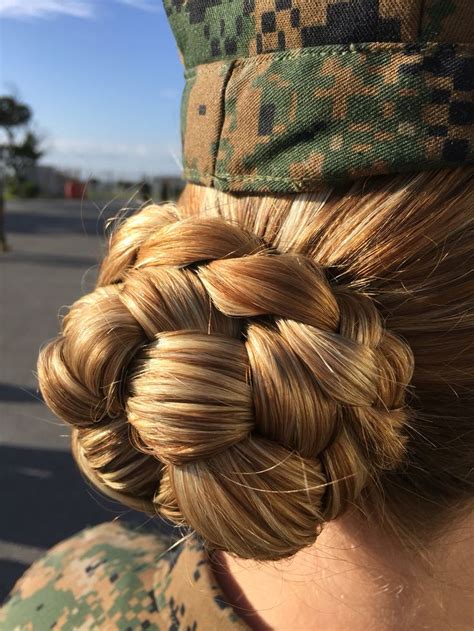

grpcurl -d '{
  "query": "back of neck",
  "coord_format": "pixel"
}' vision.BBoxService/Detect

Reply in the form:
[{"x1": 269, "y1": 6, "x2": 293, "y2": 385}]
[{"x1": 211, "y1": 510, "x2": 474, "y2": 631}]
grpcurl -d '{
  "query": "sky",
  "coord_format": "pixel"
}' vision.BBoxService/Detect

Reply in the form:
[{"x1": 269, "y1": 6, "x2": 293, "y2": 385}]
[{"x1": 0, "y1": 0, "x2": 184, "y2": 179}]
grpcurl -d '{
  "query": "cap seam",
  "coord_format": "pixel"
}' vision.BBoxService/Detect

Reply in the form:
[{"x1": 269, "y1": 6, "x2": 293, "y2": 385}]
[{"x1": 183, "y1": 41, "x2": 469, "y2": 77}]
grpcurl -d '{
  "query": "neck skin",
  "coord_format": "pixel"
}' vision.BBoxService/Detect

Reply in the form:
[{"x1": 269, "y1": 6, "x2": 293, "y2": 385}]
[{"x1": 211, "y1": 510, "x2": 474, "y2": 631}]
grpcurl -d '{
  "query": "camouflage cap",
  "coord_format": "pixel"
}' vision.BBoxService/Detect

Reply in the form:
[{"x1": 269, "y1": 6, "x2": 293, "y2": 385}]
[{"x1": 164, "y1": 1, "x2": 474, "y2": 193}]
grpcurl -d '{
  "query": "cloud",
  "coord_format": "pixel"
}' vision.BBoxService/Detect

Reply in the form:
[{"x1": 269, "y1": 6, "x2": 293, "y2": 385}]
[
  {"x1": 0, "y1": 0, "x2": 161, "y2": 19},
  {"x1": 115, "y1": 0, "x2": 159, "y2": 12},
  {"x1": 52, "y1": 137, "x2": 158, "y2": 157},
  {"x1": 0, "y1": 0, "x2": 94, "y2": 18},
  {"x1": 46, "y1": 136, "x2": 182, "y2": 178}
]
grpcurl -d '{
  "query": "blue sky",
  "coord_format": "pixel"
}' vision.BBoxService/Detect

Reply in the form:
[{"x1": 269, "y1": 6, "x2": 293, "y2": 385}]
[{"x1": 1, "y1": 0, "x2": 184, "y2": 179}]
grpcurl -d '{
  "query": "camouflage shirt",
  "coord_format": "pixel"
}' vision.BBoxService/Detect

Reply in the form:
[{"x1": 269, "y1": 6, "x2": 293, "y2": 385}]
[{"x1": 0, "y1": 522, "x2": 249, "y2": 631}]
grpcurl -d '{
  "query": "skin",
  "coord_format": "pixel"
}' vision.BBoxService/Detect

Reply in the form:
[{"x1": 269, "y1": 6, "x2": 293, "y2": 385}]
[{"x1": 211, "y1": 509, "x2": 474, "y2": 631}]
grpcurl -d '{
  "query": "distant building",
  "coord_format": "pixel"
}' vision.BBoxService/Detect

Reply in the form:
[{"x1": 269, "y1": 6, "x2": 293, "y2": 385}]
[
  {"x1": 25, "y1": 165, "x2": 185, "y2": 201},
  {"x1": 26, "y1": 164, "x2": 69, "y2": 197}
]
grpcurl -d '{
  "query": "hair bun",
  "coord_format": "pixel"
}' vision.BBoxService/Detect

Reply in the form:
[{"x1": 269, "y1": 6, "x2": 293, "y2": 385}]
[
  {"x1": 38, "y1": 204, "x2": 415, "y2": 560},
  {"x1": 127, "y1": 331, "x2": 254, "y2": 466}
]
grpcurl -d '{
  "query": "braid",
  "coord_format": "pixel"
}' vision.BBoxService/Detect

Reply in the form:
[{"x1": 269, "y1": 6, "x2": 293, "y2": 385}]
[{"x1": 38, "y1": 203, "x2": 414, "y2": 560}]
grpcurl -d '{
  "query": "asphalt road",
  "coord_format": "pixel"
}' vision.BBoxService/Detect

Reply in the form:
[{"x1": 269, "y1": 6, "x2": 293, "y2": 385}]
[{"x1": 0, "y1": 197, "x2": 170, "y2": 602}]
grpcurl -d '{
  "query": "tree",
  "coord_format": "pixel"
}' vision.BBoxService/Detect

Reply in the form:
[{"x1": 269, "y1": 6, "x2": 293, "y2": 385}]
[
  {"x1": 6, "y1": 131, "x2": 43, "y2": 184},
  {"x1": 0, "y1": 97, "x2": 31, "y2": 136},
  {"x1": 0, "y1": 96, "x2": 44, "y2": 250},
  {"x1": 1, "y1": 97, "x2": 44, "y2": 183}
]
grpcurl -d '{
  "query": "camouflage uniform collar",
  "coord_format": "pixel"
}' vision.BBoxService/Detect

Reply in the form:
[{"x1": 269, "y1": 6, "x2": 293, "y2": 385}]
[
  {"x1": 153, "y1": 533, "x2": 251, "y2": 629},
  {"x1": 0, "y1": 522, "x2": 249, "y2": 630},
  {"x1": 164, "y1": 0, "x2": 474, "y2": 192}
]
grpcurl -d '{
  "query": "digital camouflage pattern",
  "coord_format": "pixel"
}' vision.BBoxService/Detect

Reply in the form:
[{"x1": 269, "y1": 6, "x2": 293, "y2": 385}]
[
  {"x1": 163, "y1": 0, "x2": 474, "y2": 192},
  {"x1": 0, "y1": 522, "x2": 249, "y2": 631}
]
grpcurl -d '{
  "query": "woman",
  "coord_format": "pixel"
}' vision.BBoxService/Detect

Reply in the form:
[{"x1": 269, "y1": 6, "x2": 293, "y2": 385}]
[{"x1": 2, "y1": 1, "x2": 473, "y2": 630}]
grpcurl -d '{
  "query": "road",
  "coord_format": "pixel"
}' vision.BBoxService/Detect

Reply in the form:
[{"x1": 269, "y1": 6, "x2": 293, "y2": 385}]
[{"x1": 0, "y1": 197, "x2": 169, "y2": 602}]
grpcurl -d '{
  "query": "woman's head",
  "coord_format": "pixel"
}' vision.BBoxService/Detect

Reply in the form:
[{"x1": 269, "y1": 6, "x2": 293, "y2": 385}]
[{"x1": 38, "y1": 168, "x2": 474, "y2": 560}]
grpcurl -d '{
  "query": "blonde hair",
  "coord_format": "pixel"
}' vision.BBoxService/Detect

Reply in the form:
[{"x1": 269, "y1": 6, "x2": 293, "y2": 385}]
[{"x1": 38, "y1": 168, "x2": 474, "y2": 561}]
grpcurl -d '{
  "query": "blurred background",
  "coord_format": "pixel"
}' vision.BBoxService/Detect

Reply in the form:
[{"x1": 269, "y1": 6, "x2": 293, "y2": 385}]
[{"x1": 0, "y1": 0, "x2": 185, "y2": 601}]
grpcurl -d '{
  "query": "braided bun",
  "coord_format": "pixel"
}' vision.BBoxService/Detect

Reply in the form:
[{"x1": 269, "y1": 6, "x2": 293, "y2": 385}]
[{"x1": 38, "y1": 202, "x2": 414, "y2": 560}]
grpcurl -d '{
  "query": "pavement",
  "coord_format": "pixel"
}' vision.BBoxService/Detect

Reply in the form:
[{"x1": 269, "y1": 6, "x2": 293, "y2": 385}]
[{"x1": 0, "y1": 197, "x2": 168, "y2": 602}]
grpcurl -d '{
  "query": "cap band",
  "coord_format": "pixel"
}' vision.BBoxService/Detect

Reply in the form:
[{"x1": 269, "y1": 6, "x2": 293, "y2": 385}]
[
  {"x1": 165, "y1": 0, "x2": 474, "y2": 192},
  {"x1": 182, "y1": 42, "x2": 473, "y2": 192}
]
